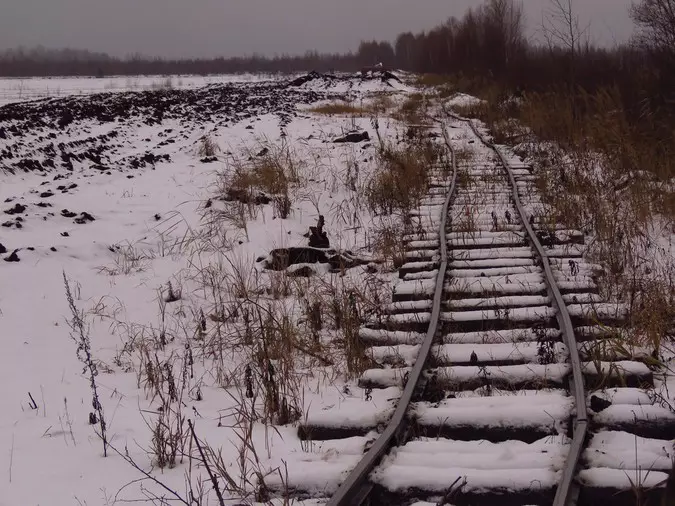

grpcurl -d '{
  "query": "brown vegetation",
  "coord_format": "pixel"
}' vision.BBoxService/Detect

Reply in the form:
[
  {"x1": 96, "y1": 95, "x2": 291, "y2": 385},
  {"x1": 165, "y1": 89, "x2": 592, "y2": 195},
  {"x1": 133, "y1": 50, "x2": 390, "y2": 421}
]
[{"x1": 308, "y1": 102, "x2": 367, "y2": 116}]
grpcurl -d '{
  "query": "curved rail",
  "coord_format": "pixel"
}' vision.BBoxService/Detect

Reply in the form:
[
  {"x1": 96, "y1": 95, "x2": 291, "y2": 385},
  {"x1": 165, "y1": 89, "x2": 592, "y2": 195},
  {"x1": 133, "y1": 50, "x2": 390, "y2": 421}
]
[
  {"x1": 325, "y1": 124, "x2": 457, "y2": 506},
  {"x1": 455, "y1": 113, "x2": 588, "y2": 506}
]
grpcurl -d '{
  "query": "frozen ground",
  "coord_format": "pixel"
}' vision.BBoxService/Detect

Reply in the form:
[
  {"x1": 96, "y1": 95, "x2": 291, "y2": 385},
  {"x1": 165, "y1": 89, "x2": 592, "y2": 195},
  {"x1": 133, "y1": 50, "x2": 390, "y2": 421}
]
[
  {"x1": 0, "y1": 73, "x2": 293, "y2": 106},
  {"x1": 3, "y1": 76, "x2": 672, "y2": 505},
  {"x1": 0, "y1": 72, "x2": 414, "y2": 505}
]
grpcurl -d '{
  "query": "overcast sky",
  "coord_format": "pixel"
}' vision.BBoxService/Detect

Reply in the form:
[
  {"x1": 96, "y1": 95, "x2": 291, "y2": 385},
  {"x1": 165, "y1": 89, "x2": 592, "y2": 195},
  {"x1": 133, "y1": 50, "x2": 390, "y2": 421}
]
[{"x1": 0, "y1": 0, "x2": 635, "y2": 59}]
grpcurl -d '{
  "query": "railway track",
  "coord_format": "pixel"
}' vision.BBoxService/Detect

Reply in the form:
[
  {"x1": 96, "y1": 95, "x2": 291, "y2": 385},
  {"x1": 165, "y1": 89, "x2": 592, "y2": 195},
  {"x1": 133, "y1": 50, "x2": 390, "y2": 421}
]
[{"x1": 272, "y1": 116, "x2": 674, "y2": 506}]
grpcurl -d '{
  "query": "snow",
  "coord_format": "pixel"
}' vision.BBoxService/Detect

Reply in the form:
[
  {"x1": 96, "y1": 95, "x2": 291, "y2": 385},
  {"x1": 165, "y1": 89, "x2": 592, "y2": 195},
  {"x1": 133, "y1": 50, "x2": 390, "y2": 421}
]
[
  {"x1": 292, "y1": 71, "x2": 413, "y2": 94},
  {"x1": 370, "y1": 341, "x2": 567, "y2": 367},
  {"x1": 442, "y1": 328, "x2": 561, "y2": 344},
  {"x1": 400, "y1": 260, "x2": 438, "y2": 271},
  {"x1": 373, "y1": 437, "x2": 568, "y2": 493},
  {"x1": 374, "y1": 312, "x2": 432, "y2": 325},
  {"x1": 445, "y1": 279, "x2": 548, "y2": 295},
  {"x1": 303, "y1": 386, "x2": 400, "y2": 429},
  {"x1": 414, "y1": 390, "x2": 572, "y2": 431},
  {"x1": 3, "y1": 76, "x2": 670, "y2": 505},
  {"x1": 358, "y1": 328, "x2": 426, "y2": 346},
  {"x1": 0, "y1": 73, "x2": 280, "y2": 105},
  {"x1": 567, "y1": 303, "x2": 630, "y2": 320},
  {"x1": 593, "y1": 404, "x2": 675, "y2": 426},
  {"x1": 442, "y1": 306, "x2": 555, "y2": 323},
  {"x1": 0, "y1": 73, "x2": 419, "y2": 504},
  {"x1": 394, "y1": 278, "x2": 438, "y2": 296},
  {"x1": 449, "y1": 246, "x2": 534, "y2": 260},
  {"x1": 544, "y1": 245, "x2": 585, "y2": 257},
  {"x1": 382, "y1": 300, "x2": 434, "y2": 313},
  {"x1": 446, "y1": 294, "x2": 549, "y2": 308},
  {"x1": 578, "y1": 467, "x2": 667, "y2": 490},
  {"x1": 447, "y1": 233, "x2": 525, "y2": 247},
  {"x1": 360, "y1": 363, "x2": 570, "y2": 389},
  {"x1": 590, "y1": 387, "x2": 654, "y2": 405},
  {"x1": 585, "y1": 431, "x2": 672, "y2": 471},
  {"x1": 451, "y1": 269, "x2": 541, "y2": 286},
  {"x1": 555, "y1": 279, "x2": 598, "y2": 291},
  {"x1": 448, "y1": 265, "x2": 541, "y2": 277},
  {"x1": 449, "y1": 258, "x2": 535, "y2": 269},
  {"x1": 581, "y1": 360, "x2": 650, "y2": 377},
  {"x1": 562, "y1": 293, "x2": 603, "y2": 304},
  {"x1": 404, "y1": 250, "x2": 439, "y2": 260},
  {"x1": 407, "y1": 239, "x2": 439, "y2": 249},
  {"x1": 403, "y1": 270, "x2": 438, "y2": 280},
  {"x1": 445, "y1": 93, "x2": 486, "y2": 109},
  {"x1": 260, "y1": 427, "x2": 370, "y2": 496}
]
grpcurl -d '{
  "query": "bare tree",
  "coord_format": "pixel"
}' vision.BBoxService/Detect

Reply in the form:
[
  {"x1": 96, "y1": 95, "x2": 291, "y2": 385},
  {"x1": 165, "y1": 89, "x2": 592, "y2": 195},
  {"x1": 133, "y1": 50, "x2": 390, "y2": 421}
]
[
  {"x1": 483, "y1": 0, "x2": 526, "y2": 70},
  {"x1": 630, "y1": 0, "x2": 675, "y2": 62},
  {"x1": 541, "y1": 0, "x2": 589, "y2": 88}
]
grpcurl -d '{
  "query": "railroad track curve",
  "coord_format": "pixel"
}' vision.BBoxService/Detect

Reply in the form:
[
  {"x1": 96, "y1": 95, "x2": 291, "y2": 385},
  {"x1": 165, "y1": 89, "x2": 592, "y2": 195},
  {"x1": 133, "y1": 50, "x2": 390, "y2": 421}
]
[{"x1": 275, "y1": 115, "x2": 672, "y2": 506}]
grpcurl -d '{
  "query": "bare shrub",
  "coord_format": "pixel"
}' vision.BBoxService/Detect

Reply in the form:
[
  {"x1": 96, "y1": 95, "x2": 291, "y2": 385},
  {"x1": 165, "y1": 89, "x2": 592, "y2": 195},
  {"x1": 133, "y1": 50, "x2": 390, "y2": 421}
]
[
  {"x1": 393, "y1": 93, "x2": 429, "y2": 124},
  {"x1": 309, "y1": 101, "x2": 366, "y2": 115},
  {"x1": 198, "y1": 135, "x2": 220, "y2": 158},
  {"x1": 98, "y1": 243, "x2": 153, "y2": 276},
  {"x1": 63, "y1": 273, "x2": 107, "y2": 457},
  {"x1": 631, "y1": 0, "x2": 675, "y2": 63},
  {"x1": 371, "y1": 221, "x2": 409, "y2": 271},
  {"x1": 365, "y1": 139, "x2": 438, "y2": 215},
  {"x1": 219, "y1": 143, "x2": 302, "y2": 220}
]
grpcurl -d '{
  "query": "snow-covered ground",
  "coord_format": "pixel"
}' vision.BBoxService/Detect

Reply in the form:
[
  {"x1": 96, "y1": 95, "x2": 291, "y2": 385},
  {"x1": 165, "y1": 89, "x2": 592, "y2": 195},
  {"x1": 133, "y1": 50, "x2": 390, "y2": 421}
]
[
  {"x1": 0, "y1": 73, "x2": 289, "y2": 105},
  {"x1": 0, "y1": 72, "x2": 418, "y2": 505},
  {"x1": 3, "y1": 75, "x2": 672, "y2": 505}
]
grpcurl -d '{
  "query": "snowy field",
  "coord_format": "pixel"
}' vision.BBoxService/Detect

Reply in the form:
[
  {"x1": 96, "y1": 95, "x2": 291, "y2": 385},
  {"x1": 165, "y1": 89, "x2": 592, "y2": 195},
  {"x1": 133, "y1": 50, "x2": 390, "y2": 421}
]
[
  {"x1": 0, "y1": 73, "x2": 293, "y2": 105},
  {"x1": 0, "y1": 71, "x2": 413, "y2": 106},
  {"x1": 2, "y1": 70, "x2": 673, "y2": 505},
  {"x1": 0, "y1": 71, "x2": 416, "y2": 505}
]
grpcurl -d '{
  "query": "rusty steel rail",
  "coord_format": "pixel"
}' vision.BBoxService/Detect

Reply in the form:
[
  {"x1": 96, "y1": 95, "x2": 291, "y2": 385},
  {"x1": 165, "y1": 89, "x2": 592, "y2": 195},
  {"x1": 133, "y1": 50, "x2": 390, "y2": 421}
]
[
  {"x1": 325, "y1": 124, "x2": 457, "y2": 506},
  {"x1": 457, "y1": 114, "x2": 588, "y2": 506}
]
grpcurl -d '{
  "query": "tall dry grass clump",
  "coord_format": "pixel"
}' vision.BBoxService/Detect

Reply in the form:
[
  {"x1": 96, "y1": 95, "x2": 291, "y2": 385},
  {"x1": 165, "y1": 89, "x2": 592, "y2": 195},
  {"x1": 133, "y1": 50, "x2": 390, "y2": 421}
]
[
  {"x1": 224, "y1": 143, "x2": 300, "y2": 220},
  {"x1": 462, "y1": 85, "x2": 675, "y2": 356},
  {"x1": 198, "y1": 135, "x2": 220, "y2": 158},
  {"x1": 365, "y1": 137, "x2": 442, "y2": 216},
  {"x1": 309, "y1": 101, "x2": 366, "y2": 116}
]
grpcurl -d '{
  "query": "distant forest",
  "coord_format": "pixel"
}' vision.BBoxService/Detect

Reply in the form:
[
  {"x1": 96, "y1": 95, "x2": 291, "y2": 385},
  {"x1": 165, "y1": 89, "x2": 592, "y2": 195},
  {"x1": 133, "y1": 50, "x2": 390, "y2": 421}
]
[
  {"x1": 0, "y1": 46, "x2": 362, "y2": 77},
  {"x1": 0, "y1": 0, "x2": 644, "y2": 89},
  {"x1": 1, "y1": 0, "x2": 673, "y2": 112}
]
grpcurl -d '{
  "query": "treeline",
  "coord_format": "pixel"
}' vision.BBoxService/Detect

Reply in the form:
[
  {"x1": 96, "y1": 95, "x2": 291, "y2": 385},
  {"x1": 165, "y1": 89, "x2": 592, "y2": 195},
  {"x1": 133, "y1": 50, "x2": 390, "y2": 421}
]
[
  {"x1": 1, "y1": 0, "x2": 673, "y2": 116},
  {"x1": 0, "y1": 2, "x2": 611, "y2": 80},
  {"x1": 0, "y1": 46, "x2": 364, "y2": 77}
]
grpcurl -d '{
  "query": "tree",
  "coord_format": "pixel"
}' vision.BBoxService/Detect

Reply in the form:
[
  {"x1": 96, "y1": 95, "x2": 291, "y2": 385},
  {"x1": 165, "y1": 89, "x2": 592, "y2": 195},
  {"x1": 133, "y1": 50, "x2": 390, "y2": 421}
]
[
  {"x1": 395, "y1": 32, "x2": 417, "y2": 71},
  {"x1": 630, "y1": 0, "x2": 675, "y2": 113},
  {"x1": 630, "y1": 0, "x2": 675, "y2": 63},
  {"x1": 467, "y1": 0, "x2": 526, "y2": 80},
  {"x1": 357, "y1": 41, "x2": 395, "y2": 68},
  {"x1": 541, "y1": 0, "x2": 589, "y2": 88}
]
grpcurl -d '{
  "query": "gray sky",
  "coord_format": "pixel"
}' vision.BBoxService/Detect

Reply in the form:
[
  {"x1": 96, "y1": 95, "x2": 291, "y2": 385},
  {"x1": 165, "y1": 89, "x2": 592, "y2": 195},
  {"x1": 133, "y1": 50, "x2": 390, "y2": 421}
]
[{"x1": 0, "y1": 0, "x2": 634, "y2": 59}]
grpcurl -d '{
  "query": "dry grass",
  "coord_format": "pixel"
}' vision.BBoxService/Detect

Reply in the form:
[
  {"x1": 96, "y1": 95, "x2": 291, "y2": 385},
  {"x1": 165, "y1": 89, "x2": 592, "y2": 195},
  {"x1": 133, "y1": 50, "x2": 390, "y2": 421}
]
[
  {"x1": 370, "y1": 93, "x2": 396, "y2": 114},
  {"x1": 415, "y1": 74, "x2": 454, "y2": 88},
  {"x1": 365, "y1": 137, "x2": 442, "y2": 216},
  {"x1": 82, "y1": 102, "x2": 461, "y2": 504},
  {"x1": 454, "y1": 85, "x2": 675, "y2": 357},
  {"x1": 213, "y1": 142, "x2": 302, "y2": 230},
  {"x1": 308, "y1": 102, "x2": 368, "y2": 116},
  {"x1": 309, "y1": 96, "x2": 396, "y2": 117},
  {"x1": 437, "y1": 76, "x2": 674, "y2": 365},
  {"x1": 198, "y1": 134, "x2": 220, "y2": 158},
  {"x1": 392, "y1": 93, "x2": 431, "y2": 124},
  {"x1": 371, "y1": 221, "x2": 409, "y2": 271},
  {"x1": 98, "y1": 243, "x2": 154, "y2": 276}
]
